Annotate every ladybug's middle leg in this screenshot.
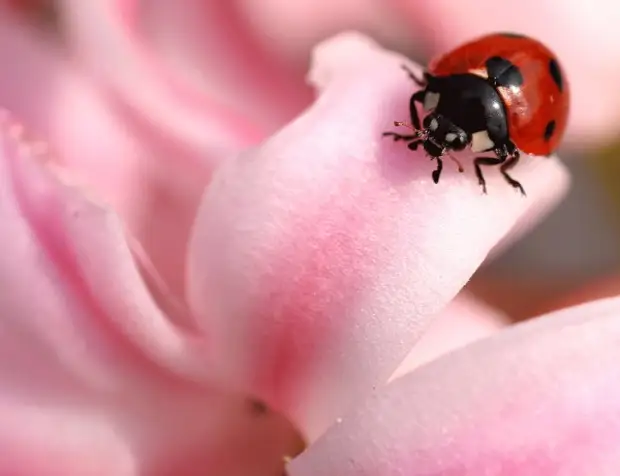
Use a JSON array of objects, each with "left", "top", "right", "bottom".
[{"left": 473, "top": 156, "right": 504, "bottom": 194}]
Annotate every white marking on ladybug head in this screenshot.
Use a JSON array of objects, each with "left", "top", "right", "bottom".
[
  {"left": 445, "top": 132, "right": 458, "bottom": 142},
  {"left": 429, "top": 118, "right": 439, "bottom": 131},
  {"left": 423, "top": 92, "right": 440, "bottom": 111},
  {"left": 470, "top": 130, "right": 495, "bottom": 153}
]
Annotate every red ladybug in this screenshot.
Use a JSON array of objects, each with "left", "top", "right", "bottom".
[{"left": 383, "top": 32, "right": 570, "bottom": 195}]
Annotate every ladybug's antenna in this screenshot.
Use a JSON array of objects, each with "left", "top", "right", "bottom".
[
  {"left": 392, "top": 121, "right": 463, "bottom": 173},
  {"left": 393, "top": 121, "right": 425, "bottom": 138},
  {"left": 393, "top": 121, "right": 414, "bottom": 129}
]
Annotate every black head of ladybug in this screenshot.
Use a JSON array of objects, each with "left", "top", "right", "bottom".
[
  {"left": 418, "top": 111, "right": 470, "bottom": 158},
  {"left": 419, "top": 73, "right": 510, "bottom": 158}
]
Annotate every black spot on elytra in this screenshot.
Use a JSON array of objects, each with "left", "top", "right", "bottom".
[
  {"left": 544, "top": 120, "right": 556, "bottom": 141},
  {"left": 485, "top": 56, "right": 524, "bottom": 87},
  {"left": 499, "top": 32, "right": 527, "bottom": 39},
  {"left": 549, "top": 58, "right": 563, "bottom": 92}
]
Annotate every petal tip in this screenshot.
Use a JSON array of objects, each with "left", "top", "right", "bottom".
[{"left": 307, "top": 30, "right": 402, "bottom": 92}]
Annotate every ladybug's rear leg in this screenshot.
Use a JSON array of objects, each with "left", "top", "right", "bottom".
[{"left": 401, "top": 65, "right": 429, "bottom": 87}]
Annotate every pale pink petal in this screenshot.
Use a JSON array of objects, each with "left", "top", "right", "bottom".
[
  {"left": 57, "top": 0, "right": 312, "bottom": 136},
  {"left": 0, "top": 115, "right": 301, "bottom": 475},
  {"left": 392, "top": 0, "right": 620, "bottom": 146},
  {"left": 0, "top": 9, "right": 237, "bottom": 307},
  {"left": 237, "top": 0, "right": 413, "bottom": 63},
  {"left": 187, "top": 32, "right": 570, "bottom": 440},
  {"left": 389, "top": 293, "right": 508, "bottom": 380},
  {"left": 290, "top": 296, "right": 620, "bottom": 475}
]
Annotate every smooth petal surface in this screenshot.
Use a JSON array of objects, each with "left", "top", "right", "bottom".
[
  {"left": 389, "top": 292, "right": 508, "bottom": 379},
  {"left": 0, "top": 115, "right": 301, "bottom": 475},
  {"left": 57, "top": 0, "right": 311, "bottom": 136},
  {"left": 0, "top": 9, "right": 232, "bottom": 307},
  {"left": 290, "top": 296, "right": 620, "bottom": 476},
  {"left": 187, "top": 32, "right": 570, "bottom": 440},
  {"left": 236, "top": 0, "right": 413, "bottom": 62},
  {"left": 393, "top": 0, "right": 620, "bottom": 146}
]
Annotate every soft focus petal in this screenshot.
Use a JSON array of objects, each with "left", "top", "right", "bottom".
[
  {"left": 0, "top": 115, "right": 302, "bottom": 475},
  {"left": 187, "top": 32, "right": 570, "bottom": 440},
  {"left": 57, "top": 0, "right": 311, "bottom": 136},
  {"left": 534, "top": 274, "right": 620, "bottom": 317},
  {"left": 389, "top": 293, "right": 508, "bottom": 379},
  {"left": 291, "top": 296, "right": 620, "bottom": 475},
  {"left": 236, "top": 0, "right": 414, "bottom": 63},
  {"left": 0, "top": 8, "right": 232, "bottom": 307},
  {"left": 393, "top": 0, "right": 620, "bottom": 146}
]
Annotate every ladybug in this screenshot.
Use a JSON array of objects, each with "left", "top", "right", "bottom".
[{"left": 383, "top": 32, "right": 570, "bottom": 195}]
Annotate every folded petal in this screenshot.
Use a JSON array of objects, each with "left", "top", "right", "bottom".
[
  {"left": 187, "top": 32, "right": 570, "bottom": 440},
  {"left": 57, "top": 0, "right": 311, "bottom": 136},
  {"left": 0, "top": 9, "right": 235, "bottom": 304},
  {"left": 0, "top": 114, "right": 303, "bottom": 474},
  {"left": 290, "top": 296, "right": 620, "bottom": 475},
  {"left": 389, "top": 293, "right": 508, "bottom": 379}
]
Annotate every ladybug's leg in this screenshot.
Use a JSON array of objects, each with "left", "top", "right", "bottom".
[
  {"left": 383, "top": 90, "right": 426, "bottom": 140},
  {"left": 407, "top": 140, "right": 422, "bottom": 151},
  {"left": 409, "top": 90, "right": 425, "bottom": 130},
  {"left": 431, "top": 157, "right": 444, "bottom": 184},
  {"left": 382, "top": 132, "right": 417, "bottom": 142},
  {"left": 401, "top": 65, "right": 428, "bottom": 87},
  {"left": 473, "top": 156, "right": 504, "bottom": 194},
  {"left": 499, "top": 149, "right": 526, "bottom": 196}
]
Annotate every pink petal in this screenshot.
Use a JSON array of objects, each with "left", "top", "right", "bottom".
[
  {"left": 392, "top": 0, "right": 620, "bottom": 146},
  {"left": 0, "top": 114, "right": 301, "bottom": 475},
  {"left": 0, "top": 9, "right": 235, "bottom": 308},
  {"left": 187, "top": 32, "right": 570, "bottom": 440},
  {"left": 389, "top": 293, "right": 508, "bottom": 379},
  {"left": 290, "top": 296, "right": 620, "bottom": 475},
  {"left": 57, "top": 0, "right": 312, "bottom": 135},
  {"left": 236, "top": 0, "right": 412, "bottom": 63}
]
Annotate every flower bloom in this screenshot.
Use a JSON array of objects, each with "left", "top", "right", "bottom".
[{"left": 2, "top": 2, "right": 618, "bottom": 475}]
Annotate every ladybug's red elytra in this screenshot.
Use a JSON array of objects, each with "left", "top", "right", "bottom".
[{"left": 383, "top": 32, "right": 570, "bottom": 195}]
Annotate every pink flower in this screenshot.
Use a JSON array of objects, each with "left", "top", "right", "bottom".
[{"left": 1, "top": 1, "right": 617, "bottom": 475}]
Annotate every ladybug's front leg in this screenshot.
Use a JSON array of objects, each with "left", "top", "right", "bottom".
[
  {"left": 408, "top": 90, "right": 425, "bottom": 130},
  {"left": 382, "top": 132, "right": 417, "bottom": 142},
  {"left": 473, "top": 156, "right": 504, "bottom": 194},
  {"left": 431, "top": 157, "right": 444, "bottom": 184}
]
